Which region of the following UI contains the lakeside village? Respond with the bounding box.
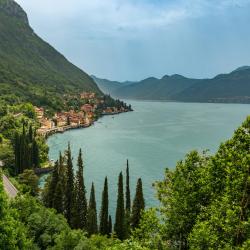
[35,92,132,137]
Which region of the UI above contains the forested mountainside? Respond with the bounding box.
[93,66,250,103]
[0,0,101,109]
[91,75,134,95]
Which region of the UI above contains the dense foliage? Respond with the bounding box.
[42,146,145,241]
[0,102,48,175]
[156,116,250,249]
[1,114,250,249]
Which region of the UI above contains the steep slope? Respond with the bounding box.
[0,0,101,107]
[91,76,126,94]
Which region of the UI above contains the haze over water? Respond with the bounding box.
[46,101,250,219]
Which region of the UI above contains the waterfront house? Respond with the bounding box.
[34,107,44,120]
[81,104,94,113]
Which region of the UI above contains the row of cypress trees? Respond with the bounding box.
[14,124,39,175]
[43,145,145,239]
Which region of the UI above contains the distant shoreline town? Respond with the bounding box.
[35,92,132,138]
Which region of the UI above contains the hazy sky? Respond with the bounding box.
[16,0,250,81]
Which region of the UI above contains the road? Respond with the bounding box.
[2,174,18,198]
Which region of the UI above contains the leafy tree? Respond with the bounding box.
[72,148,87,229]
[114,172,126,240]
[50,229,89,250]
[12,194,71,250]
[156,151,209,249]
[18,169,39,196]
[100,177,109,235]
[131,178,145,229]
[132,208,165,249]
[189,117,250,249]
[0,172,35,249]
[87,182,98,235]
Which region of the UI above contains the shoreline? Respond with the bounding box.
[43,110,132,140]
[39,110,132,175]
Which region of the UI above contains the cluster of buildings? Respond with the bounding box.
[80,92,96,100]
[35,92,129,137]
[54,106,94,128]
[35,103,96,137]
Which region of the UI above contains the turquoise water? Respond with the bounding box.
[46,101,250,218]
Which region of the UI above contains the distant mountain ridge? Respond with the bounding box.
[93,67,250,103]
[0,0,101,108]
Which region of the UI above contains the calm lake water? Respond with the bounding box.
[45,101,250,218]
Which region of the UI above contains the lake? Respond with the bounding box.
[45,101,250,219]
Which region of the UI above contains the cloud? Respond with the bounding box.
[15,0,250,80]
[16,0,250,38]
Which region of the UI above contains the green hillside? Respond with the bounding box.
[174,68,250,103]
[0,0,101,109]
[115,75,200,100]
[93,68,250,103]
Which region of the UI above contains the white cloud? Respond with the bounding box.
[14,0,250,80]
[16,0,250,38]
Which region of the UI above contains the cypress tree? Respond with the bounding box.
[125,160,131,238]
[126,159,131,212]
[46,160,59,207]
[72,149,87,229]
[54,151,67,213]
[108,215,112,236]
[14,132,20,175]
[32,140,39,168]
[114,172,125,240]
[87,183,98,235]
[99,177,109,235]
[28,125,33,143]
[65,143,74,226]
[19,130,25,173]
[53,177,64,214]
[131,178,145,229]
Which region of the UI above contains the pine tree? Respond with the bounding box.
[108,215,112,236]
[72,149,87,229]
[87,183,98,235]
[126,160,131,212]
[114,172,126,240]
[131,178,145,229]
[65,143,74,226]
[99,177,109,235]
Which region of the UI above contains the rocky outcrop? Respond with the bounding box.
[0,0,28,24]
